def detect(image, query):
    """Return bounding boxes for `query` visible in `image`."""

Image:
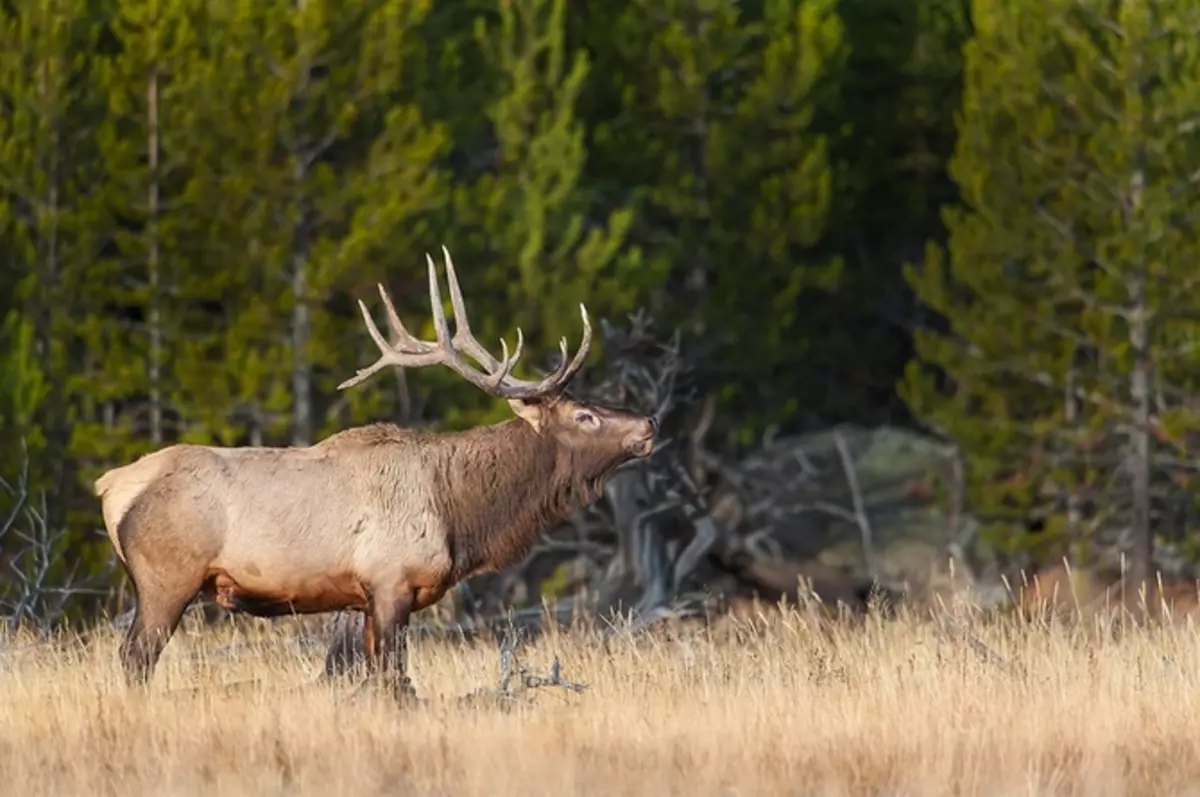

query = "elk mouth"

[628,434,655,457]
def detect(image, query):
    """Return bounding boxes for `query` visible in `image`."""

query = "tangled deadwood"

[431,311,977,633]
[0,441,116,640]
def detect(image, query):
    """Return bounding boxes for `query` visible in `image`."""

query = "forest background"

[4,0,1199,628]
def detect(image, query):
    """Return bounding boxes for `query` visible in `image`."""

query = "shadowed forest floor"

[3,604,1200,796]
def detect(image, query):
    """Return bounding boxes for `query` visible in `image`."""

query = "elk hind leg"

[115,489,213,687]
[119,574,203,686]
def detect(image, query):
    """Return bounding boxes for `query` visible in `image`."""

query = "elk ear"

[507,398,546,431]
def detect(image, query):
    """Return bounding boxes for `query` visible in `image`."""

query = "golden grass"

[3,604,1200,797]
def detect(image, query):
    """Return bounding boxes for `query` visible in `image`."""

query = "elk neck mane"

[340,419,610,581]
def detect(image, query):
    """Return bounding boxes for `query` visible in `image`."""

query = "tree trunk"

[290,0,313,446]
[290,157,312,446]
[1064,363,1081,559]
[147,64,163,446]
[1127,166,1153,591]
[35,55,67,531]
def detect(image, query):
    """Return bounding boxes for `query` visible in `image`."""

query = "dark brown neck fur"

[424,419,614,581]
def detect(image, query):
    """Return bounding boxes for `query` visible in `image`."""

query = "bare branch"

[0,441,117,636]
[834,428,879,581]
[462,624,588,707]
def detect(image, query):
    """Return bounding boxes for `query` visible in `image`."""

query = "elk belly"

[206,568,370,617]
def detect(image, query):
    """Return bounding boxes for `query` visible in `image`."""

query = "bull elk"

[93,247,658,698]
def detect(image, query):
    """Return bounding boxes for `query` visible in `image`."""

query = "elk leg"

[119,578,200,687]
[114,483,214,687]
[371,591,417,700]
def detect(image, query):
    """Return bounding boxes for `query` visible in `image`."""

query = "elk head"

[339,247,658,474]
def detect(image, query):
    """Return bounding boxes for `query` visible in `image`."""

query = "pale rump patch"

[94,446,190,561]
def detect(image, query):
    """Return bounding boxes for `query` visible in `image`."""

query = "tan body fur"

[94,248,657,696]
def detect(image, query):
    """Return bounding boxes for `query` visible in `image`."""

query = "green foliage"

[422,0,648,429]
[0,311,51,464]
[902,0,1200,559]
[0,0,112,530]
[575,0,847,438]
[68,0,208,469]
[472,0,638,332]
[145,0,449,444]
[808,0,970,428]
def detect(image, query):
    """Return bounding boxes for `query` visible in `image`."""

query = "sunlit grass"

[3,600,1200,796]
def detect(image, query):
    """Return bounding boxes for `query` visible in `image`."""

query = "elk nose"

[647,416,659,436]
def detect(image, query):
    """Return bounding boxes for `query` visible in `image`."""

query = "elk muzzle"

[624,416,657,457]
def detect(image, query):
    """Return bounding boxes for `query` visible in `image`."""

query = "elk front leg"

[371,591,417,700]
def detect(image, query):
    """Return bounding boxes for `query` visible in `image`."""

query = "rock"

[726,423,1004,607]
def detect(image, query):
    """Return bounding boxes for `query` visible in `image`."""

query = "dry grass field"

[3,598,1200,797]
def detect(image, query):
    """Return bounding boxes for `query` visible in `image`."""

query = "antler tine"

[486,327,525,389]
[512,305,592,392]
[376,283,436,354]
[485,336,519,390]
[474,302,592,398]
[434,250,594,399]
[441,245,598,396]
[441,245,510,372]
[337,293,446,391]
[561,303,593,382]
[424,252,534,397]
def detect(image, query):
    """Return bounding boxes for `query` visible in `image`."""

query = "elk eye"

[574,410,598,428]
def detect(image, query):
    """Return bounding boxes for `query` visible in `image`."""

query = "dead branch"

[0,440,118,638]
[461,624,587,708]
[833,427,879,581]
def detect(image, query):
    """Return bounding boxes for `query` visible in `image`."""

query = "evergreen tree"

[569,0,846,441]
[166,0,448,446]
[903,0,1200,584]
[427,0,647,429]
[0,0,110,526]
[812,0,971,426]
[75,0,210,475]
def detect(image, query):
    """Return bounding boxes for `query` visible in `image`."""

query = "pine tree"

[165,0,447,446]
[811,0,971,426]
[73,0,211,477]
[0,0,110,526]
[902,0,1200,584]
[570,0,846,439]
[425,0,647,429]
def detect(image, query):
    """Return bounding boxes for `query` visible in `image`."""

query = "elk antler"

[339,246,592,401]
